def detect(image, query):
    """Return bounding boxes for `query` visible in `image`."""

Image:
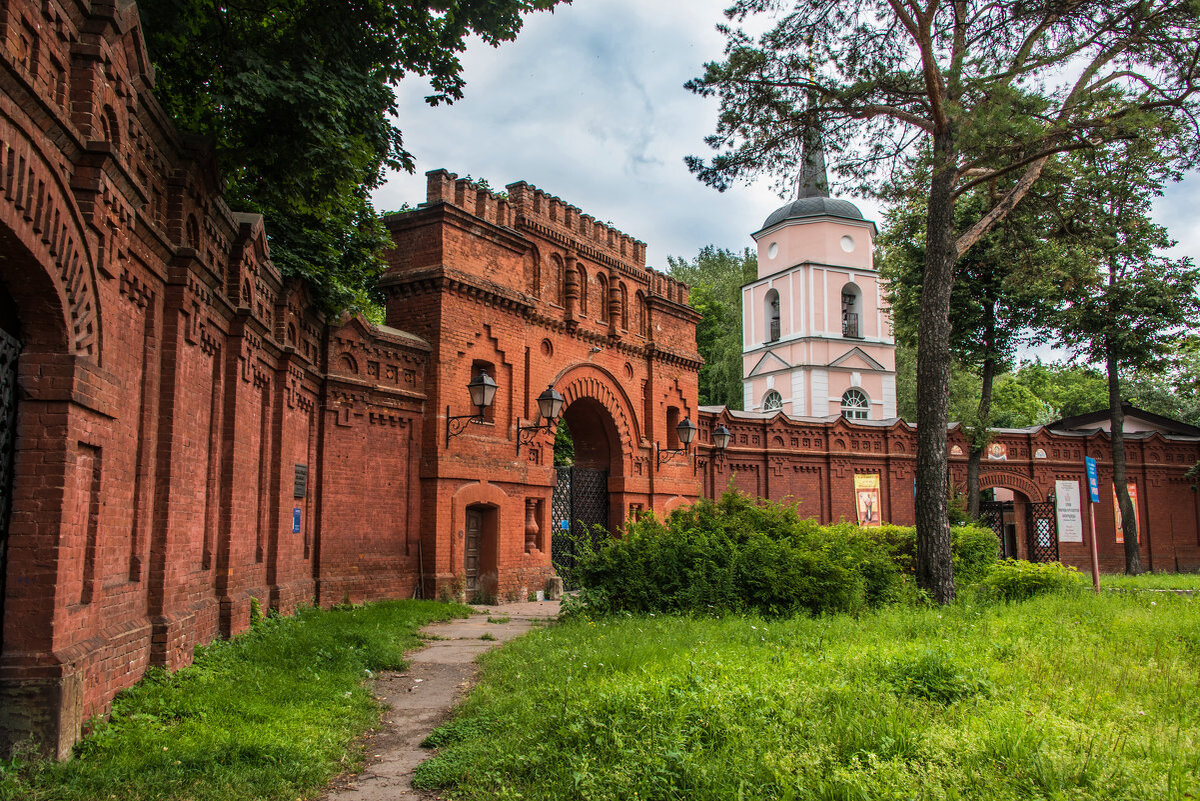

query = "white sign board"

[1055,480,1084,543]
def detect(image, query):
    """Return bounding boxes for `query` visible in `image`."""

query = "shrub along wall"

[569,492,999,617]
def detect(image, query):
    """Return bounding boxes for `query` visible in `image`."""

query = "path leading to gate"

[323,600,561,801]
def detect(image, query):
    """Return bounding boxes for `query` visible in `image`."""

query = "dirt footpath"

[323,600,559,800]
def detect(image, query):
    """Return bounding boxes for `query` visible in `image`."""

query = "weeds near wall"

[0,600,470,801]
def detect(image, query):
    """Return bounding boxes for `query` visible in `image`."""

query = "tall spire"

[797,110,830,199]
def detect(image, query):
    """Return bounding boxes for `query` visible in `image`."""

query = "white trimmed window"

[762,390,783,411]
[841,388,869,420]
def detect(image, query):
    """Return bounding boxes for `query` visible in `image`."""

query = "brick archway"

[0,114,100,361]
[553,363,642,475]
[979,471,1045,503]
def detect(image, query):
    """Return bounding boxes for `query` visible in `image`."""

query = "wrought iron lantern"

[657,416,698,469]
[517,385,566,455]
[446,370,498,447]
[713,424,732,453]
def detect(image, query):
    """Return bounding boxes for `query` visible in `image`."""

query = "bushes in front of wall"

[979,559,1086,601]
[873,521,1001,586]
[570,490,999,617]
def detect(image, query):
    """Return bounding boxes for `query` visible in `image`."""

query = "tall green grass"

[416,592,1200,800]
[0,600,470,801]
[1100,572,1200,591]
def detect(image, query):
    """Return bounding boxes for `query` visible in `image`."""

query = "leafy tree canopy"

[667,246,758,409]
[686,0,1200,601]
[138,0,563,313]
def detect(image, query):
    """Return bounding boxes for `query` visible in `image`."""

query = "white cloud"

[372,0,1196,276]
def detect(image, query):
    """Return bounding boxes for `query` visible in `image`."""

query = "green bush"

[874,522,999,586]
[571,491,997,617]
[980,559,1086,601]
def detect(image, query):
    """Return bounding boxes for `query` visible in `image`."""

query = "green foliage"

[553,419,575,466]
[414,592,1200,799]
[569,491,998,617]
[1100,572,1200,591]
[874,522,999,587]
[0,600,470,801]
[137,0,562,313]
[893,341,982,425]
[666,247,757,409]
[884,648,992,704]
[981,560,1086,602]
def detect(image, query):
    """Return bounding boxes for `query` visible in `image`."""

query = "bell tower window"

[841,388,869,420]
[841,284,862,339]
[764,289,781,342]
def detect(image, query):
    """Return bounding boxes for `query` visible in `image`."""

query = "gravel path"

[322,600,559,800]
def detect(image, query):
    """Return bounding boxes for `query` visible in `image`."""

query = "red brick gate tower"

[380,170,702,600]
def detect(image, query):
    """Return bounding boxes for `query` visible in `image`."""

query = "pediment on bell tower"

[829,347,887,372]
[748,351,791,376]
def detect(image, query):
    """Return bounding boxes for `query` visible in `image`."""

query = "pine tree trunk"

[967,352,996,519]
[1106,337,1142,574]
[915,129,957,604]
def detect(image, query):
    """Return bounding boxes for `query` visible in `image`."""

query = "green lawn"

[0,599,470,801]
[416,592,1200,800]
[1100,571,1200,591]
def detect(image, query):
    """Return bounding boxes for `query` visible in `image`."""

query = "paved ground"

[322,600,560,800]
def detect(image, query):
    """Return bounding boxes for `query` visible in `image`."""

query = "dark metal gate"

[978,500,1017,559]
[0,325,20,653]
[551,466,609,590]
[1025,497,1059,563]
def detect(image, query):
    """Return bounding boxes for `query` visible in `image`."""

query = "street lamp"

[656,416,698,469]
[446,371,498,447]
[517,385,566,455]
[713,424,732,453]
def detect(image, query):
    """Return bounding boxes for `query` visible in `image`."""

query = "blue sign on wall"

[293,508,302,533]
[560,519,570,531]
[1084,457,1100,503]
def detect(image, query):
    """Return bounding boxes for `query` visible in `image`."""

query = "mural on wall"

[854,473,881,527]
[1113,483,1141,543]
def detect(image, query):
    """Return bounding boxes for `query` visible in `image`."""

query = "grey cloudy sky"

[371,0,1200,275]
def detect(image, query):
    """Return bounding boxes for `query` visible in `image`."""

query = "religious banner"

[855,473,882,527]
[1054,480,1083,543]
[1113,483,1141,543]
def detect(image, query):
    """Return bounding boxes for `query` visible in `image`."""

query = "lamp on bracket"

[694,423,733,476]
[445,370,498,447]
[517,385,566,455]
[656,416,698,470]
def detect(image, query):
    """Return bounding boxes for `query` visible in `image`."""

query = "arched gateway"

[380,171,702,601]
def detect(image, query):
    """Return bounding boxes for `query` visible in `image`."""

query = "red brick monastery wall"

[695,412,1200,573]
[1,0,1198,762]
[0,0,428,757]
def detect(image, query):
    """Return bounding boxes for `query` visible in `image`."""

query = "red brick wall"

[0,0,431,757]
[697,411,1200,573]
[380,171,703,603]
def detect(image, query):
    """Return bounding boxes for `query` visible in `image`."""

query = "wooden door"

[465,508,482,595]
